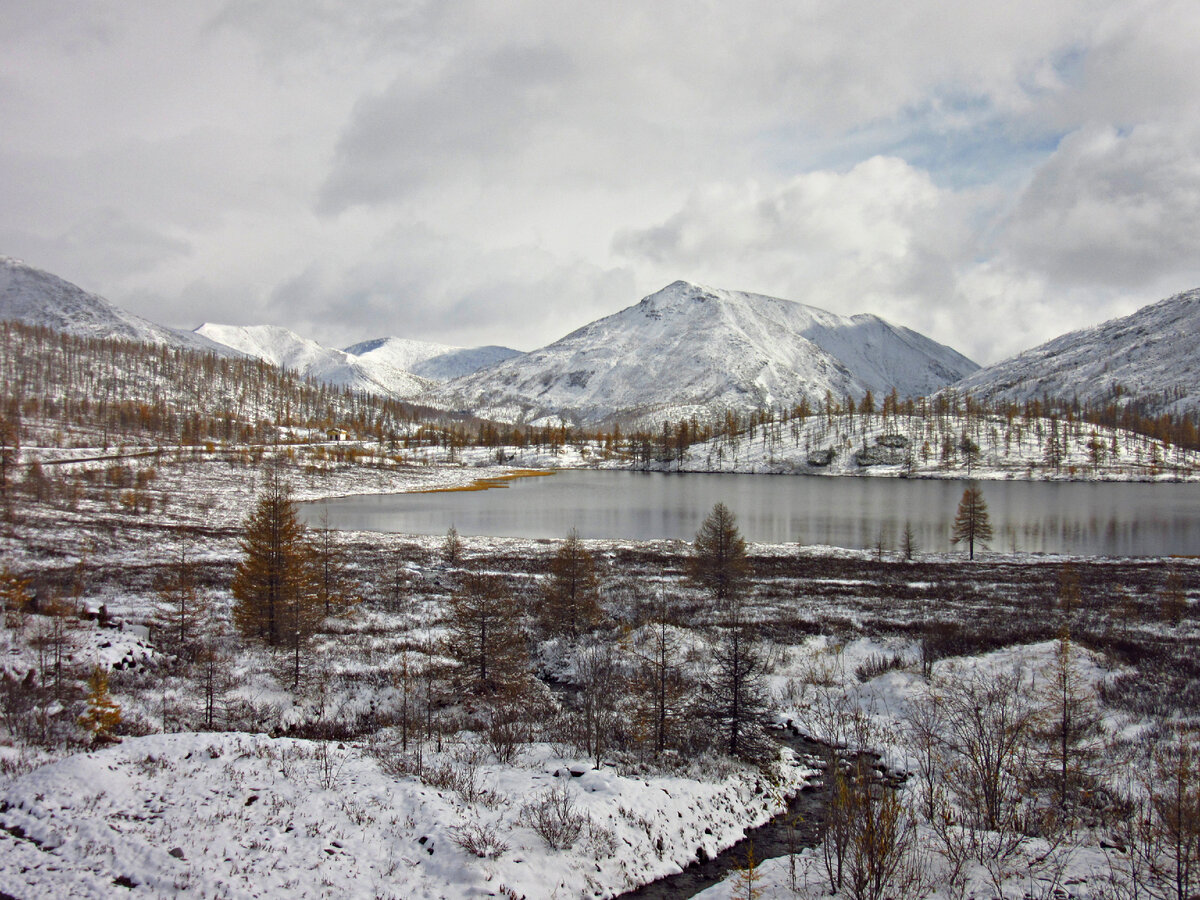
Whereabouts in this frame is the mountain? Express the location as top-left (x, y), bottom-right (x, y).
top-left (953, 287), bottom-right (1200, 417)
top-left (0, 256), bottom-right (230, 354)
top-left (342, 336), bottom-right (522, 381)
top-left (194, 323), bottom-right (433, 399)
top-left (431, 280), bottom-right (979, 425)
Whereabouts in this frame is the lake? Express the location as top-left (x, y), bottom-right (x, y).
top-left (303, 470), bottom-right (1200, 557)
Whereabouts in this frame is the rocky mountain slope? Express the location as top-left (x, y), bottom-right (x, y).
top-left (953, 287), bottom-right (1200, 417)
top-left (0, 256), bottom-right (230, 355)
top-left (431, 281), bottom-right (979, 425)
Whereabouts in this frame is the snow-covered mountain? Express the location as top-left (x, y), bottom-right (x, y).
top-left (193, 327), bottom-right (521, 398)
top-left (0, 256), bottom-right (230, 355)
top-left (953, 287), bottom-right (1200, 417)
top-left (342, 336), bottom-right (522, 381)
top-left (431, 281), bottom-right (979, 425)
top-left (195, 323), bottom-right (434, 399)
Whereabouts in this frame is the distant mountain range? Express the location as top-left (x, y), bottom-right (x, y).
top-left (431, 280), bottom-right (978, 425)
top-left (0, 256), bottom-right (230, 355)
top-left (4, 254), bottom-right (1197, 425)
top-left (955, 287), bottom-right (1200, 418)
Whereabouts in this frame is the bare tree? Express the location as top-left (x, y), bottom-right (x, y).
top-left (576, 644), bottom-right (623, 768)
top-left (152, 545), bottom-right (210, 662)
top-left (900, 521), bottom-right (918, 562)
top-left (631, 592), bottom-right (691, 757)
top-left (1040, 626), bottom-right (1105, 810)
top-left (931, 662), bottom-right (1042, 857)
top-left (313, 508), bottom-right (357, 618)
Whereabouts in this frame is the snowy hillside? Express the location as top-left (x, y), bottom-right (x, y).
top-left (0, 732), bottom-right (806, 900)
top-left (195, 323), bottom-right (434, 399)
top-left (953, 286), bottom-right (1200, 417)
top-left (343, 335), bottom-right (522, 381)
top-left (431, 281), bottom-right (978, 425)
top-left (0, 256), bottom-right (231, 355)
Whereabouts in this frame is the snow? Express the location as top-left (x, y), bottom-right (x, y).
top-left (195, 323), bottom-right (435, 398)
top-left (344, 336), bottom-right (522, 381)
top-left (955, 286), bottom-right (1200, 418)
top-left (0, 731), bottom-right (810, 899)
top-left (429, 281), bottom-right (979, 425)
top-left (0, 256), bottom-right (232, 355)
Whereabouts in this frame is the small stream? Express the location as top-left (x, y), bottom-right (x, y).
top-left (616, 728), bottom-right (896, 900)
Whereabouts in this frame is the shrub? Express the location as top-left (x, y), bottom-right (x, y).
top-left (451, 818), bottom-right (510, 859)
top-left (520, 779), bottom-right (589, 850)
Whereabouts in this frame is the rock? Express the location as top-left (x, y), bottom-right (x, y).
top-left (807, 448), bottom-right (835, 467)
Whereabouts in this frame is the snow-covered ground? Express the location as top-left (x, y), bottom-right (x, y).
top-left (0, 731), bottom-right (812, 899)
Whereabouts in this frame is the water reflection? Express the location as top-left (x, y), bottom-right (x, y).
top-left (303, 471), bottom-right (1200, 557)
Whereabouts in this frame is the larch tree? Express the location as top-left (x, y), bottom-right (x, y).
top-left (313, 508), bottom-right (357, 619)
top-left (691, 505), bottom-right (769, 760)
top-left (231, 475), bottom-right (320, 658)
top-left (631, 592), bottom-right (690, 757)
top-left (1040, 625), bottom-right (1105, 809)
top-left (690, 502), bottom-right (750, 606)
top-left (704, 596), bottom-right (770, 761)
top-left (442, 525), bottom-right (463, 565)
top-left (444, 572), bottom-right (527, 697)
top-left (951, 482), bottom-right (993, 560)
top-left (540, 528), bottom-right (602, 637)
top-left (78, 665), bottom-right (121, 745)
top-left (152, 546), bottom-right (209, 662)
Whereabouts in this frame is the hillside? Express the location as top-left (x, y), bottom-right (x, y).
top-left (195, 323), bottom-right (434, 399)
top-left (431, 281), bottom-right (978, 425)
top-left (343, 336), bottom-right (522, 381)
top-left (954, 286), bottom-right (1200, 418)
top-left (0, 256), bottom-right (231, 355)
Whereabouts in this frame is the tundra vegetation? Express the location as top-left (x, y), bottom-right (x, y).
top-left (0, 324), bottom-right (1198, 897)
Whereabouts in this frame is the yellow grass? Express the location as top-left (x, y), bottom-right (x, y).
top-left (411, 469), bottom-right (557, 494)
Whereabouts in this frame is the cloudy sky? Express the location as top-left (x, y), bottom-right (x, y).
top-left (3, 0), bottom-right (1200, 364)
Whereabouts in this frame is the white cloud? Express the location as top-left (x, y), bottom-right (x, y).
top-left (2, 0), bottom-right (1200, 366)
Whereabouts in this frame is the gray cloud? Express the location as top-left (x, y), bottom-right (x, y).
top-left (318, 42), bottom-right (578, 213)
top-left (4, 0), bottom-right (1200, 364)
top-left (1001, 124), bottom-right (1200, 289)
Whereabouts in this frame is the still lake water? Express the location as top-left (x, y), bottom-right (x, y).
top-left (304, 470), bottom-right (1200, 557)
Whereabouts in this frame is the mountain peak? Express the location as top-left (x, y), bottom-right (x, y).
top-left (434, 282), bottom-right (977, 425)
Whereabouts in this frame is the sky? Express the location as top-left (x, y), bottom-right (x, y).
top-left (3, 1), bottom-right (1200, 365)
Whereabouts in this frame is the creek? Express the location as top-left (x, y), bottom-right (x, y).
top-left (616, 728), bottom-right (897, 899)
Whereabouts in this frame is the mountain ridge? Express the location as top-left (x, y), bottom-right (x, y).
top-left (952, 286), bottom-right (1200, 417)
top-left (0, 256), bottom-right (233, 356)
top-left (430, 280), bottom-right (979, 425)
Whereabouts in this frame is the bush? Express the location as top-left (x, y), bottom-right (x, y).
top-left (520, 779), bottom-right (589, 850)
top-left (451, 818), bottom-right (510, 859)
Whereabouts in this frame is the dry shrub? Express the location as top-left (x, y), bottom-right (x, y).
top-left (520, 779), bottom-right (589, 850)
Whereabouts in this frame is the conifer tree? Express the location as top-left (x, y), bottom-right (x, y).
top-left (690, 502), bottom-right (750, 605)
top-left (442, 525), bottom-right (463, 565)
top-left (152, 546), bottom-right (209, 661)
top-left (231, 475), bottom-right (319, 650)
top-left (540, 528), bottom-right (601, 637)
top-left (704, 597), bottom-right (770, 760)
top-left (444, 572), bottom-right (526, 697)
top-left (951, 482), bottom-right (993, 560)
top-left (79, 666), bottom-right (120, 744)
